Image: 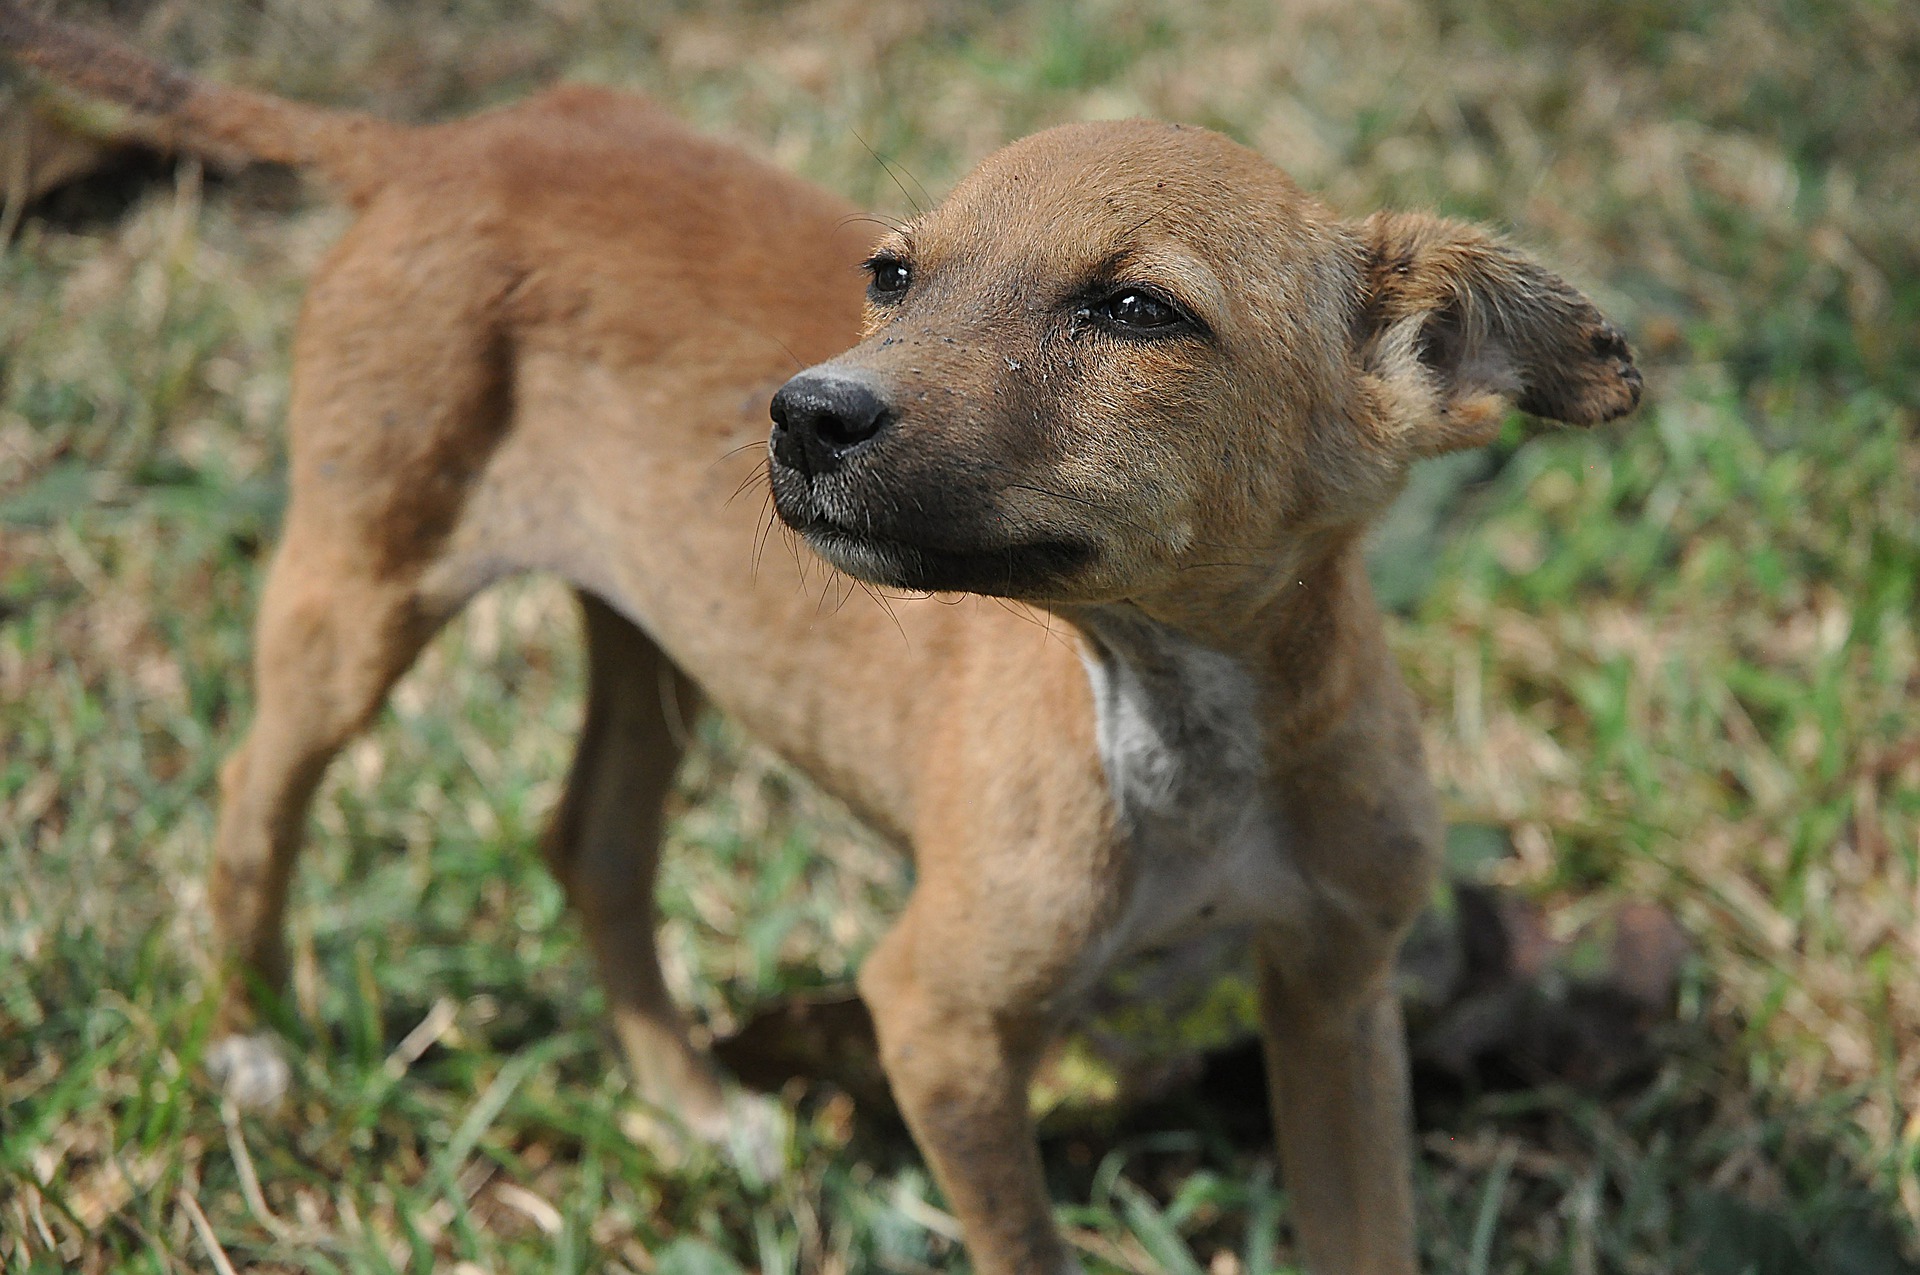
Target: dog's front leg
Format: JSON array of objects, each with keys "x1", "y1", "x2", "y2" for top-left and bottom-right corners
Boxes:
[
  {"x1": 859, "y1": 900, "x2": 1082, "y2": 1275},
  {"x1": 1257, "y1": 672, "x2": 1442, "y2": 1275},
  {"x1": 1257, "y1": 951, "x2": 1418, "y2": 1275}
]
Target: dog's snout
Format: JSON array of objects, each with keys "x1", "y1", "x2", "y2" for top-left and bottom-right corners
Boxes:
[{"x1": 770, "y1": 372, "x2": 893, "y2": 474}]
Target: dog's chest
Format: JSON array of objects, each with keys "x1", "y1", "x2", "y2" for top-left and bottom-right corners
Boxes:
[{"x1": 1079, "y1": 617, "x2": 1303, "y2": 962}]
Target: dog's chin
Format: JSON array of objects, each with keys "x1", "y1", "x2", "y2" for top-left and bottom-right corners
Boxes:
[
  {"x1": 802, "y1": 525, "x2": 919, "y2": 587},
  {"x1": 798, "y1": 522, "x2": 1093, "y2": 599},
  {"x1": 768, "y1": 463, "x2": 1096, "y2": 597}
]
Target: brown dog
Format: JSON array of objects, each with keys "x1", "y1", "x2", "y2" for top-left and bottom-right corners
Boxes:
[{"x1": 3, "y1": 8, "x2": 1640, "y2": 1272}]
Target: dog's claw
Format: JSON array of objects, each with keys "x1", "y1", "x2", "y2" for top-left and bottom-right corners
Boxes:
[{"x1": 205, "y1": 1032, "x2": 292, "y2": 1110}]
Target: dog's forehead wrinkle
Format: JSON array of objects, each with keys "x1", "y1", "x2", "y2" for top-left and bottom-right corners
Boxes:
[{"x1": 921, "y1": 125, "x2": 1323, "y2": 279}]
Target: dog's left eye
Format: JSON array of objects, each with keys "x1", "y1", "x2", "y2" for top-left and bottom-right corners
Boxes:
[
  {"x1": 1087, "y1": 289, "x2": 1189, "y2": 334},
  {"x1": 865, "y1": 255, "x2": 912, "y2": 300}
]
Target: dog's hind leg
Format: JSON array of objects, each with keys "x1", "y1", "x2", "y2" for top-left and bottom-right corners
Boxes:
[
  {"x1": 1255, "y1": 676, "x2": 1439, "y2": 1275},
  {"x1": 200, "y1": 191, "x2": 537, "y2": 1102},
  {"x1": 541, "y1": 590, "x2": 762, "y2": 1160},
  {"x1": 205, "y1": 529, "x2": 453, "y2": 1102}
]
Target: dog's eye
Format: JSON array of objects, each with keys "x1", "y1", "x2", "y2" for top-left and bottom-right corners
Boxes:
[
  {"x1": 1087, "y1": 288, "x2": 1190, "y2": 334},
  {"x1": 865, "y1": 255, "x2": 912, "y2": 300}
]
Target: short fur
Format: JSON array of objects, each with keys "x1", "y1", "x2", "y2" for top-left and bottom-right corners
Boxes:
[{"x1": 2, "y1": 9, "x2": 1640, "y2": 1273}]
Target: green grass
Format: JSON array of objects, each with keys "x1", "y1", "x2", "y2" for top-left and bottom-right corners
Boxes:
[{"x1": 3, "y1": 0, "x2": 1918, "y2": 1271}]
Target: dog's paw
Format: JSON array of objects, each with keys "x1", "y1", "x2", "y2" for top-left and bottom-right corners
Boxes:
[
  {"x1": 621, "y1": 1090, "x2": 790, "y2": 1183},
  {"x1": 205, "y1": 1032, "x2": 292, "y2": 1110}
]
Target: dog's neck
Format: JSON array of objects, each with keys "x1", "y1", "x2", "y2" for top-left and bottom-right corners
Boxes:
[
  {"x1": 1067, "y1": 602, "x2": 1301, "y2": 958},
  {"x1": 1147, "y1": 516, "x2": 1356, "y2": 628},
  {"x1": 1057, "y1": 530, "x2": 1368, "y2": 788},
  {"x1": 1072, "y1": 603, "x2": 1266, "y2": 825}
]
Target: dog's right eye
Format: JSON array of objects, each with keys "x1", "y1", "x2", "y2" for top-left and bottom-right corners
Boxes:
[{"x1": 865, "y1": 255, "x2": 912, "y2": 301}]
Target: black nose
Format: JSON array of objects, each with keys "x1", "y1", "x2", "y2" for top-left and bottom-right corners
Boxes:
[{"x1": 769, "y1": 372, "x2": 894, "y2": 476}]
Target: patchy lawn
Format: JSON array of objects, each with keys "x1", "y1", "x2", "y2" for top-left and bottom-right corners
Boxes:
[{"x1": 3, "y1": 0, "x2": 1916, "y2": 1270}]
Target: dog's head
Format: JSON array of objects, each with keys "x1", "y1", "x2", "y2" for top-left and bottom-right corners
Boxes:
[{"x1": 768, "y1": 120, "x2": 1639, "y2": 605}]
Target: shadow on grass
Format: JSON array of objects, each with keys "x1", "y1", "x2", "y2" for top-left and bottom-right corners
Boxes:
[{"x1": 705, "y1": 951, "x2": 1919, "y2": 1273}]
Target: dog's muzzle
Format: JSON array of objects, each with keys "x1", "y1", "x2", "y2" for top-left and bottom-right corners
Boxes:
[{"x1": 765, "y1": 365, "x2": 1096, "y2": 597}]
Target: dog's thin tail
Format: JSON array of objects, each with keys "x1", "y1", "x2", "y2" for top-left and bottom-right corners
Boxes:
[{"x1": 0, "y1": 3, "x2": 404, "y2": 205}]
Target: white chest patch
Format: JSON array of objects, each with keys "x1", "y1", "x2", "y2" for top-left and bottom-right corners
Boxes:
[{"x1": 1077, "y1": 610, "x2": 1305, "y2": 973}]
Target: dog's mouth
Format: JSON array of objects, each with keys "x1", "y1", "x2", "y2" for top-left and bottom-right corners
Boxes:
[
  {"x1": 766, "y1": 427, "x2": 1098, "y2": 597},
  {"x1": 781, "y1": 507, "x2": 1093, "y2": 597}
]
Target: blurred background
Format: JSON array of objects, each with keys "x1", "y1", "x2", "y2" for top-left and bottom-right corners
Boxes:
[{"x1": 1, "y1": 1, "x2": 1916, "y2": 1271}]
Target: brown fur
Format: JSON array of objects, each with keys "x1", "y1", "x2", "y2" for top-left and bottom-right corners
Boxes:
[
  {"x1": 0, "y1": 2, "x2": 399, "y2": 201},
  {"x1": 4, "y1": 9, "x2": 1640, "y2": 1273}
]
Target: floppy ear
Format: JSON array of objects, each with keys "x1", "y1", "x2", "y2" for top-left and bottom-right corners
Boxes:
[{"x1": 1354, "y1": 211, "x2": 1642, "y2": 456}]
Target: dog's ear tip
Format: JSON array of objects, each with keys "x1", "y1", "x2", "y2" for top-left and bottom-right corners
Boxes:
[
  {"x1": 1614, "y1": 362, "x2": 1646, "y2": 415},
  {"x1": 1582, "y1": 328, "x2": 1646, "y2": 422},
  {"x1": 1524, "y1": 353, "x2": 1645, "y2": 426},
  {"x1": 1356, "y1": 211, "x2": 1649, "y2": 437}
]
